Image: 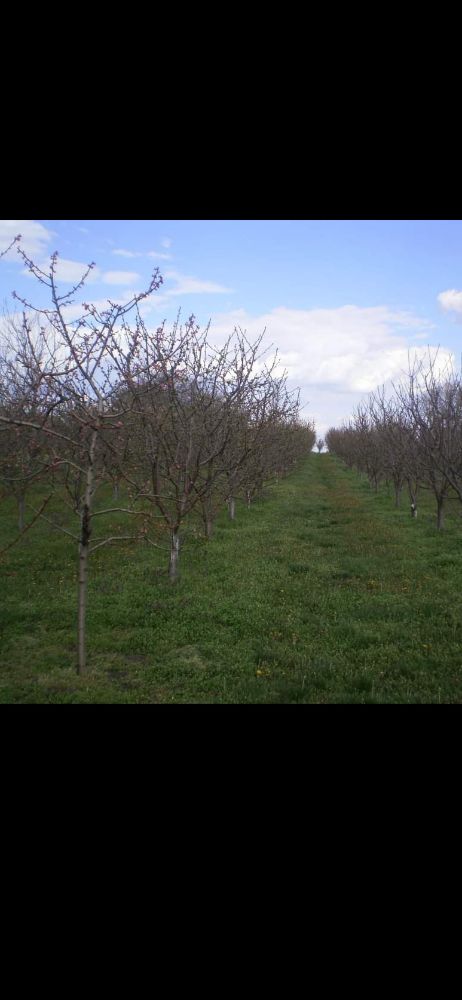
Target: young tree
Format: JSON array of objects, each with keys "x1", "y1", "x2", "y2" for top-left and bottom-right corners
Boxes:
[
  {"x1": 327, "y1": 352, "x2": 462, "y2": 530},
  {"x1": 0, "y1": 315, "x2": 49, "y2": 530},
  {"x1": 118, "y1": 318, "x2": 290, "y2": 579},
  {"x1": 0, "y1": 243, "x2": 164, "y2": 671},
  {"x1": 397, "y1": 357, "x2": 460, "y2": 529}
]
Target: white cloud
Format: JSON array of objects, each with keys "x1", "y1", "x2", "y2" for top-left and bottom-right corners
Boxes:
[
  {"x1": 22, "y1": 256, "x2": 101, "y2": 285},
  {"x1": 161, "y1": 238, "x2": 173, "y2": 249},
  {"x1": 113, "y1": 248, "x2": 172, "y2": 261},
  {"x1": 147, "y1": 250, "x2": 172, "y2": 260},
  {"x1": 204, "y1": 304, "x2": 451, "y2": 437},
  {"x1": 21, "y1": 257, "x2": 142, "y2": 290},
  {"x1": 163, "y1": 270, "x2": 232, "y2": 296},
  {"x1": 111, "y1": 249, "x2": 172, "y2": 260},
  {"x1": 112, "y1": 248, "x2": 141, "y2": 259},
  {"x1": 0, "y1": 219, "x2": 53, "y2": 258},
  {"x1": 54, "y1": 258, "x2": 101, "y2": 284},
  {"x1": 101, "y1": 270, "x2": 141, "y2": 285},
  {"x1": 438, "y1": 289, "x2": 462, "y2": 317}
]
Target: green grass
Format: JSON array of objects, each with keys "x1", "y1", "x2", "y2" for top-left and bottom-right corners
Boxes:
[{"x1": 1, "y1": 455, "x2": 462, "y2": 702}]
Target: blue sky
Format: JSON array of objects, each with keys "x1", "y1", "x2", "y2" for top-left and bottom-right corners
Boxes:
[{"x1": 1, "y1": 219, "x2": 462, "y2": 437}]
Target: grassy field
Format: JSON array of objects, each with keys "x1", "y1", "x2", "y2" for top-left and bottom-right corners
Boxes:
[{"x1": 1, "y1": 454, "x2": 462, "y2": 703}]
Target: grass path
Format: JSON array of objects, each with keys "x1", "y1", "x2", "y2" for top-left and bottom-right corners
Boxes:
[{"x1": 1, "y1": 455, "x2": 462, "y2": 702}]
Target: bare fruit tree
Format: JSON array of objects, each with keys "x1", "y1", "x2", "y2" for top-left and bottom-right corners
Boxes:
[
  {"x1": 0, "y1": 243, "x2": 164, "y2": 671},
  {"x1": 1, "y1": 237, "x2": 318, "y2": 673},
  {"x1": 396, "y1": 356, "x2": 461, "y2": 529},
  {"x1": 327, "y1": 350, "x2": 462, "y2": 530},
  {"x1": 116, "y1": 316, "x2": 294, "y2": 580}
]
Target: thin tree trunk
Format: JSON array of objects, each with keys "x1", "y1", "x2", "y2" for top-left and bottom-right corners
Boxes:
[
  {"x1": 203, "y1": 462, "x2": 214, "y2": 538},
  {"x1": 113, "y1": 481, "x2": 120, "y2": 500},
  {"x1": 77, "y1": 428, "x2": 96, "y2": 673},
  {"x1": 169, "y1": 526, "x2": 181, "y2": 582},
  {"x1": 394, "y1": 483, "x2": 402, "y2": 507},
  {"x1": 18, "y1": 493, "x2": 25, "y2": 532},
  {"x1": 152, "y1": 459, "x2": 159, "y2": 498},
  {"x1": 407, "y1": 480, "x2": 418, "y2": 507},
  {"x1": 78, "y1": 509, "x2": 90, "y2": 675},
  {"x1": 228, "y1": 497, "x2": 236, "y2": 521},
  {"x1": 202, "y1": 500, "x2": 214, "y2": 540},
  {"x1": 436, "y1": 496, "x2": 445, "y2": 530}
]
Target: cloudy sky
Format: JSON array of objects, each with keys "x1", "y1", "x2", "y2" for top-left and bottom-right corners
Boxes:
[{"x1": 1, "y1": 219, "x2": 461, "y2": 437}]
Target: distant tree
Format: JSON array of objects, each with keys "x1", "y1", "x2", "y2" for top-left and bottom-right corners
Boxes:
[
  {"x1": 119, "y1": 318, "x2": 292, "y2": 579},
  {"x1": 0, "y1": 314, "x2": 50, "y2": 530},
  {"x1": 327, "y1": 351, "x2": 462, "y2": 530},
  {"x1": 396, "y1": 355, "x2": 461, "y2": 529}
]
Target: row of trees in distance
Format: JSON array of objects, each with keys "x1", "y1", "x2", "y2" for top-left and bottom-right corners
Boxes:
[
  {"x1": 0, "y1": 237, "x2": 315, "y2": 671},
  {"x1": 326, "y1": 353, "x2": 462, "y2": 530}
]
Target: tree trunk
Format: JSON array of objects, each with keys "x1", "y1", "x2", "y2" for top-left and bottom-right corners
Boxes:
[
  {"x1": 203, "y1": 464, "x2": 214, "y2": 539},
  {"x1": 152, "y1": 459, "x2": 159, "y2": 498},
  {"x1": 201, "y1": 494, "x2": 214, "y2": 539},
  {"x1": 77, "y1": 427, "x2": 97, "y2": 673},
  {"x1": 228, "y1": 497, "x2": 236, "y2": 521},
  {"x1": 436, "y1": 497, "x2": 445, "y2": 530},
  {"x1": 394, "y1": 484, "x2": 402, "y2": 507},
  {"x1": 169, "y1": 527, "x2": 181, "y2": 582},
  {"x1": 202, "y1": 502, "x2": 214, "y2": 540},
  {"x1": 113, "y1": 480, "x2": 120, "y2": 500},
  {"x1": 18, "y1": 493, "x2": 25, "y2": 532},
  {"x1": 407, "y1": 480, "x2": 418, "y2": 507},
  {"x1": 78, "y1": 504, "x2": 91, "y2": 674}
]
